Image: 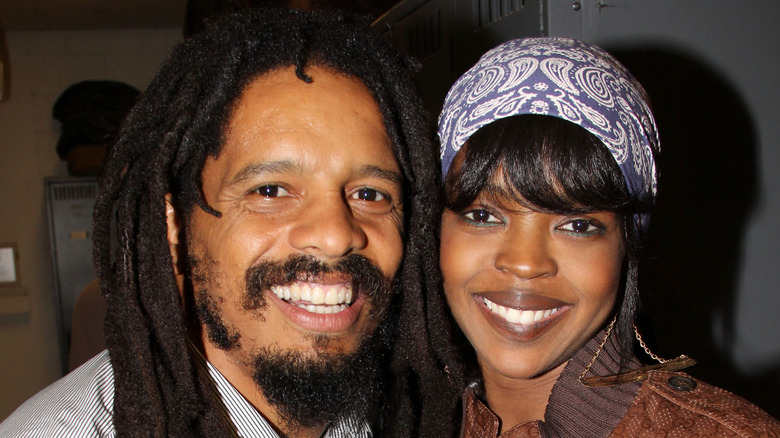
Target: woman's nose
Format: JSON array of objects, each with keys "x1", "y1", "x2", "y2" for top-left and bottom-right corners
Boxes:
[{"x1": 493, "y1": 223, "x2": 558, "y2": 280}]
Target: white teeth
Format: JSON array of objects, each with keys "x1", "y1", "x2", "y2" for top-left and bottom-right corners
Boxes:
[
  {"x1": 271, "y1": 283, "x2": 353, "y2": 314},
  {"x1": 519, "y1": 309, "x2": 535, "y2": 325},
  {"x1": 290, "y1": 303, "x2": 348, "y2": 314},
  {"x1": 291, "y1": 284, "x2": 301, "y2": 300},
  {"x1": 483, "y1": 297, "x2": 561, "y2": 326},
  {"x1": 324, "y1": 288, "x2": 339, "y2": 305},
  {"x1": 309, "y1": 286, "x2": 322, "y2": 304}
]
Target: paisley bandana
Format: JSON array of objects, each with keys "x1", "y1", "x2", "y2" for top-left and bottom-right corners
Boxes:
[{"x1": 438, "y1": 37, "x2": 659, "y2": 232}]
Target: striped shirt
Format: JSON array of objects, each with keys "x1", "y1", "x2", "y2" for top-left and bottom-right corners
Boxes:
[{"x1": 0, "y1": 350, "x2": 371, "y2": 437}]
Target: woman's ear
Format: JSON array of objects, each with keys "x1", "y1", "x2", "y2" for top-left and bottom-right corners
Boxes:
[{"x1": 165, "y1": 194, "x2": 184, "y2": 276}]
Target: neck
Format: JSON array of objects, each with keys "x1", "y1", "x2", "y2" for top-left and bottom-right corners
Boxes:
[{"x1": 480, "y1": 360, "x2": 567, "y2": 433}]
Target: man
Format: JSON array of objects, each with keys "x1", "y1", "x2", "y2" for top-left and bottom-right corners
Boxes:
[{"x1": 0, "y1": 9, "x2": 460, "y2": 437}]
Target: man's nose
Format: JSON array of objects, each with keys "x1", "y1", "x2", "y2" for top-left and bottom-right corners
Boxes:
[
  {"x1": 493, "y1": 223, "x2": 558, "y2": 280},
  {"x1": 288, "y1": 195, "x2": 367, "y2": 259}
]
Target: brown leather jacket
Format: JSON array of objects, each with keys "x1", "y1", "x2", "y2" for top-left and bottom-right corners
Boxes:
[{"x1": 460, "y1": 332, "x2": 780, "y2": 437}]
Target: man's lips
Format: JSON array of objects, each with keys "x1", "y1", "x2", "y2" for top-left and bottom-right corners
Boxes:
[
  {"x1": 268, "y1": 281, "x2": 363, "y2": 333},
  {"x1": 474, "y1": 291, "x2": 571, "y2": 340},
  {"x1": 271, "y1": 282, "x2": 354, "y2": 314}
]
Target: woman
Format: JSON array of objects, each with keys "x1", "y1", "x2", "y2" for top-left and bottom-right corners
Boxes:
[{"x1": 437, "y1": 38, "x2": 780, "y2": 437}]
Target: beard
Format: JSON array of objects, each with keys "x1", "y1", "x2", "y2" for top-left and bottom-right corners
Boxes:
[
  {"x1": 251, "y1": 318, "x2": 391, "y2": 430},
  {"x1": 190, "y1": 253, "x2": 396, "y2": 430}
]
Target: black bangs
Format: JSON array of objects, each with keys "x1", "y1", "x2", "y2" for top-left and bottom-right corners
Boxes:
[{"x1": 444, "y1": 114, "x2": 632, "y2": 215}]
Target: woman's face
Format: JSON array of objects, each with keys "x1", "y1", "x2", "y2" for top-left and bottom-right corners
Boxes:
[{"x1": 441, "y1": 175, "x2": 625, "y2": 382}]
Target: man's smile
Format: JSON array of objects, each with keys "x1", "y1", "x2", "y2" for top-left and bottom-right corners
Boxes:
[
  {"x1": 271, "y1": 282, "x2": 355, "y2": 314},
  {"x1": 266, "y1": 281, "x2": 367, "y2": 333}
]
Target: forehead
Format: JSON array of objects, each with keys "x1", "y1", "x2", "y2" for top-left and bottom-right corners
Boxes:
[
  {"x1": 229, "y1": 66, "x2": 384, "y2": 129},
  {"x1": 206, "y1": 66, "x2": 397, "y2": 182}
]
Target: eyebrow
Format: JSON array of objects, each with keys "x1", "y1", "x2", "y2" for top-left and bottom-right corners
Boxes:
[
  {"x1": 229, "y1": 160, "x2": 302, "y2": 186},
  {"x1": 229, "y1": 160, "x2": 402, "y2": 187},
  {"x1": 355, "y1": 164, "x2": 403, "y2": 187}
]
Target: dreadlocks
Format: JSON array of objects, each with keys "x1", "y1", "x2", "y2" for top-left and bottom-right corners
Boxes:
[{"x1": 92, "y1": 8, "x2": 463, "y2": 438}]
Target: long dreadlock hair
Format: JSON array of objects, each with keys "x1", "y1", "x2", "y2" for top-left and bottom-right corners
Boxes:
[{"x1": 92, "y1": 8, "x2": 463, "y2": 437}]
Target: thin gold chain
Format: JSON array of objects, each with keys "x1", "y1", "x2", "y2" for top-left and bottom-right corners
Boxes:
[
  {"x1": 579, "y1": 319, "x2": 696, "y2": 387},
  {"x1": 578, "y1": 317, "x2": 616, "y2": 381},
  {"x1": 634, "y1": 324, "x2": 668, "y2": 363}
]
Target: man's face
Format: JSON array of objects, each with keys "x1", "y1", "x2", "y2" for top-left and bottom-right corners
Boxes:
[{"x1": 168, "y1": 66, "x2": 404, "y2": 426}]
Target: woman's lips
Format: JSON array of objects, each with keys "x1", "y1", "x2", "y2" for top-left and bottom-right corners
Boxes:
[
  {"x1": 478, "y1": 291, "x2": 568, "y2": 309},
  {"x1": 474, "y1": 292, "x2": 571, "y2": 341}
]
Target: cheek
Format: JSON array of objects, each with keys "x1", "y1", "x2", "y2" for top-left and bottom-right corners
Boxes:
[
  {"x1": 386, "y1": 230, "x2": 404, "y2": 272},
  {"x1": 229, "y1": 225, "x2": 278, "y2": 260},
  {"x1": 570, "y1": 248, "x2": 624, "y2": 312},
  {"x1": 440, "y1": 233, "x2": 466, "y2": 293},
  {"x1": 440, "y1": 229, "x2": 483, "y2": 321},
  {"x1": 440, "y1": 218, "x2": 497, "y2": 289},
  {"x1": 440, "y1": 216, "x2": 468, "y2": 280},
  {"x1": 598, "y1": 250, "x2": 624, "y2": 297},
  {"x1": 203, "y1": 215, "x2": 283, "y2": 265},
  {"x1": 186, "y1": 217, "x2": 282, "y2": 309},
  {"x1": 364, "y1": 219, "x2": 404, "y2": 277}
]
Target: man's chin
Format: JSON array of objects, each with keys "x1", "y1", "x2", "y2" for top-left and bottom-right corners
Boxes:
[{"x1": 251, "y1": 331, "x2": 386, "y2": 431}]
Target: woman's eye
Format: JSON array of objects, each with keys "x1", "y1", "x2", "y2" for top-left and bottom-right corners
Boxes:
[
  {"x1": 558, "y1": 219, "x2": 602, "y2": 236},
  {"x1": 462, "y1": 209, "x2": 502, "y2": 225},
  {"x1": 252, "y1": 185, "x2": 290, "y2": 197},
  {"x1": 350, "y1": 188, "x2": 387, "y2": 202}
]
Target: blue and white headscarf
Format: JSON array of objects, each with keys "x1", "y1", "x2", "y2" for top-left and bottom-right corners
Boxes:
[{"x1": 438, "y1": 37, "x2": 659, "y2": 232}]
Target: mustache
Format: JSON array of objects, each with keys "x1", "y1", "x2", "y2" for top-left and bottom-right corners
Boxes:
[{"x1": 242, "y1": 254, "x2": 392, "y2": 311}]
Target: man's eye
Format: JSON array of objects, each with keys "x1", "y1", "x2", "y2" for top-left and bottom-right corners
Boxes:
[
  {"x1": 462, "y1": 209, "x2": 502, "y2": 225},
  {"x1": 350, "y1": 188, "x2": 387, "y2": 202},
  {"x1": 253, "y1": 185, "x2": 290, "y2": 197},
  {"x1": 557, "y1": 219, "x2": 602, "y2": 236}
]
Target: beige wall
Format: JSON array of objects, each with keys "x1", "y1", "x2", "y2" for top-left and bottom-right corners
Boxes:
[{"x1": 0, "y1": 27, "x2": 181, "y2": 421}]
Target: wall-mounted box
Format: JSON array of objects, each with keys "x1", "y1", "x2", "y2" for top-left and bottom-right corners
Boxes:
[{"x1": 45, "y1": 177, "x2": 99, "y2": 370}]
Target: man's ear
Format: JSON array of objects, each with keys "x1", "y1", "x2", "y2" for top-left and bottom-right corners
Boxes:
[{"x1": 165, "y1": 194, "x2": 184, "y2": 276}]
